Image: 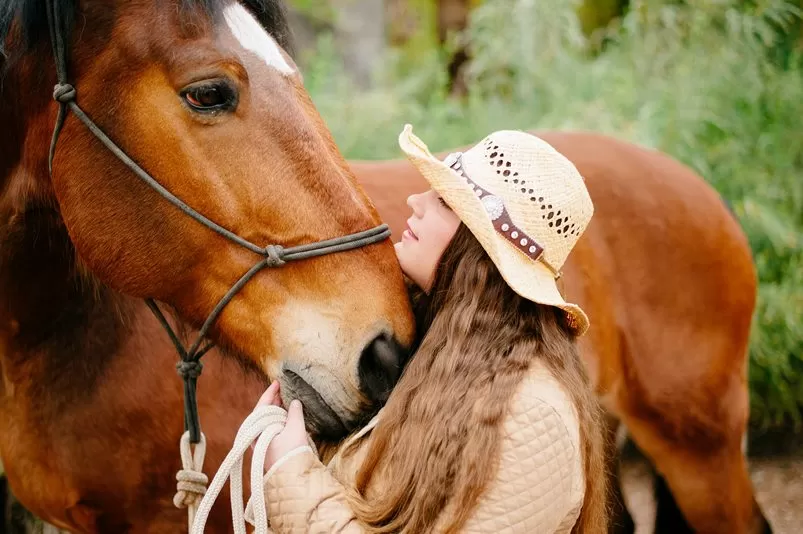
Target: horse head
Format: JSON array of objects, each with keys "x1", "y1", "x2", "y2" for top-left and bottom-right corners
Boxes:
[{"x1": 0, "y1": 0, "x2": 415, "y2": 440}]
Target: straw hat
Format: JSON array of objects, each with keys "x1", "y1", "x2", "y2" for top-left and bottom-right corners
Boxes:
[{"x1": 398, "y1": 124, "x2": 594, "y2": 336}]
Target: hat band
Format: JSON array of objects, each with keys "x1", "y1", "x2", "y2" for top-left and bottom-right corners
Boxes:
[{"x1": 445, "y1": 152, "x2": 562, "y2": 279}]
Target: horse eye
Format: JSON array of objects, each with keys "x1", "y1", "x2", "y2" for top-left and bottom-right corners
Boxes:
[{"x1": 181, "y1": 81, "x2": 237, "y2": 113}]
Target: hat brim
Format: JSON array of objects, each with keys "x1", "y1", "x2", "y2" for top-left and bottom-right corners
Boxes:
[{"x1": 398, "y1": 124, "x2": 590, "y2": 336}]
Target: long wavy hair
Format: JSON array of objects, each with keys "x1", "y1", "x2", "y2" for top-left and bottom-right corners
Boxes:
[{"x1": 343, "y1": 224, "x2": 608, "y2": 533}]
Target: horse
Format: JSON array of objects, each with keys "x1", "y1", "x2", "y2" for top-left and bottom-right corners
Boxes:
[
  {"x1": 351, "y1": 132, "x2": 772, "y2": 534},
  {"x1": 0, "y1": 0, "x2": 415, "y2": 532},
  {"x1": 4, "y1": 128, "x2": 773, "y2": 534},
  {"x1": 0, "y1": 2, "x2": 773, "y2": 534}
]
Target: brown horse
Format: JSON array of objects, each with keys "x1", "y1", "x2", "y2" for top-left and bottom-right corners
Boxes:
[
  {"x1": 352, "y1": 131, "x2": 771, "y2": 534},
  {"x1": 0, "y1": 2, "x2": 772, "y2": 534},
  {"x1": 0, "y1": 0, "x2": 414, "y2": 532}
]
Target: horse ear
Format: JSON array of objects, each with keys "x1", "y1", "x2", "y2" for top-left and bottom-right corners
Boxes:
[{"x1": 240, "y1": 0, "x2": 295, "y2": 57}]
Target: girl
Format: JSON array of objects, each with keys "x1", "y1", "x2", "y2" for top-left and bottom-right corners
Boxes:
[{"x1": 257, "y1": 124, "x2": 607, "y2": 533}]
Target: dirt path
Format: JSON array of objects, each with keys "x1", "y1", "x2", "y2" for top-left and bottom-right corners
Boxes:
[{"x1": 620, "y1": 454, "x2": 803, "y2": 533}]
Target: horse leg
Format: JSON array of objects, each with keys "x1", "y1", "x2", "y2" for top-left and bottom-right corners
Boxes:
[
  {"x1": 602, "y1": 415, "x2": 635, "y2": 534},
  {"x1": 626, "y1": 416, "x2": 771, "y2": 534},
  {"x1": 652, "y1": 469, "x2": 693, "y2": 534}
]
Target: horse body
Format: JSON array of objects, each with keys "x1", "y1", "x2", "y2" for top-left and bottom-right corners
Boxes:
[
  {"x1": 352, "y1": 130, "x2": 770, "y2": 534},
  {"x1": 0, "y1": 193, "x2": 270, "y2": 532},
  {"x1": 0, "y1": 289, "x2": 264, "y2": 532}
]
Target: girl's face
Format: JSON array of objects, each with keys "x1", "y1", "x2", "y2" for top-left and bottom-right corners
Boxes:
[{"x1": 394, "y1": 189, "x2": 461, "y2": 291}]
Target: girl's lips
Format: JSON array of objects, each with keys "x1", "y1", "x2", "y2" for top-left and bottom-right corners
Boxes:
[{"x1": 404, "y1": 223, "x2": 418, "y2": 241}]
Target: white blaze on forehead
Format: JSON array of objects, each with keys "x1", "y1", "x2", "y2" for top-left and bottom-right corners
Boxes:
[{"x1": 223, "y1": 3, "x2": 294, "y2": 75}]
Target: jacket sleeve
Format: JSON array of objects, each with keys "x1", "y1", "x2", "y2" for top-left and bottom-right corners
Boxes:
[
  {"x1": 263, "y1": 445, "x2": 365, "y2": 534},
  {"x1": 458, "y1": 393, "x2": 582, "y2": 533}
]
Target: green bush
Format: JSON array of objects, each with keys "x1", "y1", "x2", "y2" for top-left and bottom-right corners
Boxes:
[{"x1": 302, "y1": 0, "x2": 803, "y2": 434}]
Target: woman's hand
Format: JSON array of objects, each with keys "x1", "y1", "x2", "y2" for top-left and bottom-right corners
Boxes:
[{"x1": 257, "y1": 380, "x2": 310, "y2": 472}]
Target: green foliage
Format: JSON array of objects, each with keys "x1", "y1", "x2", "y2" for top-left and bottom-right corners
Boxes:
[
  {"x1": 576, "y1": 0, "x2": 629, "y2": 40},
  {"x1": 301, "y1": 0, "x2": 803, "y2": 434},
  {"x1": 286, "y1": 0, "x2": 334, "y2": 22}
]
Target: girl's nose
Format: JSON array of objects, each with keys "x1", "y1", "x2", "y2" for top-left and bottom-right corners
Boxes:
[{"x1": 407, "y1": 193, "x2": 423, "y2": 215}]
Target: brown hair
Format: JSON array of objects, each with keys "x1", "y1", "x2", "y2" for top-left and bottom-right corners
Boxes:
[{"x1": 344, "y1": 224, "x2": 608, "y2": 532}]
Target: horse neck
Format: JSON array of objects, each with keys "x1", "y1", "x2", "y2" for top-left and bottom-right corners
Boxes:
[
  {"x1": 0, "y1": 202, "x2": 139, "y2": 404},
  {"x1": 0, "y1": 55, "x2": 145, "y2": 409}
]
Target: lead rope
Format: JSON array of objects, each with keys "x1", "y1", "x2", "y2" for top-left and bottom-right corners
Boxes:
[{"x1": 189, "y1": 405, "x2": 317, "y2": 534}]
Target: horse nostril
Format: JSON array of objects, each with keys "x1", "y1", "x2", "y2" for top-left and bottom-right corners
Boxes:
[{"x1": 358, "y1": 333, "x2": 406, "y2": 405}]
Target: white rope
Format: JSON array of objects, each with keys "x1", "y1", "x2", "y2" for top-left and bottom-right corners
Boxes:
[
  {"x1": 190, "y1": 404, "x2": 295, "y2": 534},
  {"x1": 174, "y1": 431, "x2": 208, "y2": 531}
]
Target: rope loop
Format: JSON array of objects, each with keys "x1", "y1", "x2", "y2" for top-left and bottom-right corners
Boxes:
[
  {"x1": 175, "y1": 470, "x2": 208, "y2": 499},
  {"x1": 174, "y1": 431, "x2": 208, "y2": 531},
  {"x1": 177, "y1": 360, "x2": 204, "y2": 379},
  {"x1": 190, "y1": 404, "x2": 298, "y2": 534},
  {"x1": 53, "y1": 83, "x2": 76, "y2": 102}
]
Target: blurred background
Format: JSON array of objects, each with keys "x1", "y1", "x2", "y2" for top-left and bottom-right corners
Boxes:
[{"x1": 282, "y1": 0, "x2": 802, "y2": 529}]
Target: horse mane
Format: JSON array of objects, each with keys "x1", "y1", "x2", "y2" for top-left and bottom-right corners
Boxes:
[{"x1": 0, "y1": 0, "x2": 293, "y2": 67}]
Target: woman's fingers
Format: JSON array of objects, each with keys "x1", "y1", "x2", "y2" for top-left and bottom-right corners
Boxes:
[
  {"x1": 252, "y1": 381, "x2": 284, "y2": 452},
  {"x1": 256, "y1": 380, "x2": 281, "y2": 407},
  {"x1": 285, "y1": 400, "x2": 306, "y2": 433}
]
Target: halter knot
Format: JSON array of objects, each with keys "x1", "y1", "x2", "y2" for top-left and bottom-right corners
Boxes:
[
  {"x1": 264, "y1": 245, "x2": 286, "y2": 267},
  {"x1": 176, "y1": 360, "x2": 204, "y2": 379},
  {"x1": 53, "y1": 83, "x2": 76, "y2": 103},
  {"x1": 174, "y1": 469, "x2": 208, "y2": 505}
]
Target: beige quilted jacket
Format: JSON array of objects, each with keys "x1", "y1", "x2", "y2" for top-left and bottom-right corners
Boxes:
[{"x1": 262, "y1": 361, "x2": 585, "y2": 533}]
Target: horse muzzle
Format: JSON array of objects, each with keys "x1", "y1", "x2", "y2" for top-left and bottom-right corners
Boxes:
[{"x1": 279, "y1": 333, "x2": 409, "y2": 441}]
